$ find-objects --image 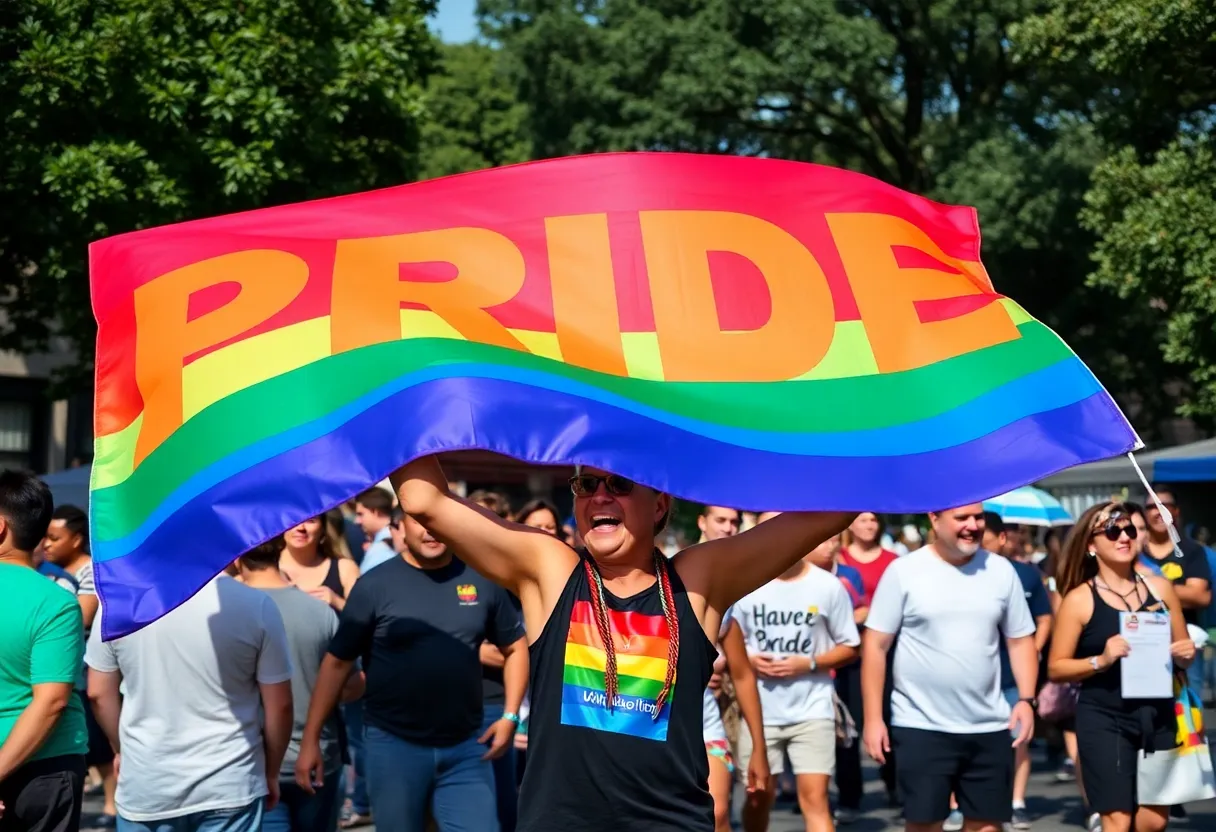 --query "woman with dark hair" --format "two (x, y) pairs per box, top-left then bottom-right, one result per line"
(280, 516), (359, 612)
(280, 518), (366, 828)
(1048, 502), (1195, 832)
(515, 499), (561, 536)
(839, 512), (898, 605)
